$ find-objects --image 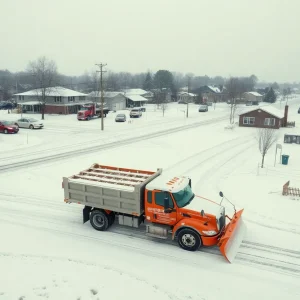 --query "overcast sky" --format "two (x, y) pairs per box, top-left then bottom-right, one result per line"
(1, 0), (299, 82)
